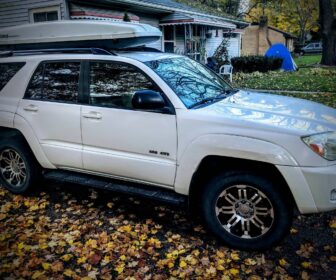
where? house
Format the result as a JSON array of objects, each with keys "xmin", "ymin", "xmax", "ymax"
[
  {"xmin": 241, "ymin": 18, "xmax": 296, "ymax": 56},
  {"xmin": 0, "ymin": 0, "xmax": 248, "ymax": 62}
]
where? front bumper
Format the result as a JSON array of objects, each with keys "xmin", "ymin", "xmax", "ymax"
[{"xmin": 277, "ymin": 164, "xmax": 336, "ymax": 214}]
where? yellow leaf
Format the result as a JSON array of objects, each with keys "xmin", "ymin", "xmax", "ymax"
[
  {"xmin": 290, "ymin": 228, "xmax": 298, "ymax": 234},
  {"xmin": 29, "ymin": 205, "xmax": 39, "ymax": 211},
  {"xmin": 64, "ymin": 269, "xmax": 75, "ymax": 277},
  {"xmin": 107, "ymin": 202, "xmax": 114, "ymax": 208},
  {"xmin": 86, "ymin": 239, "xmax": 98, "ymax": 248},
  {"xmin": 117, "ymin": 225, "xmax": 132, "ymax": 233},
  {"xmin": 0, "ymin": 213, "xmax": 6, "ymax": 221},
  {"xmin": 77, "ymin": 256, "xmax": 87, "ymax": 264},
  {"xmin": 329, "ymin": 220, "xmax": 336, "ymax": 229},
  {"xmin": 61, "ymin": 254, "xmax": 73, "ymax": 262},
  {"xmin": 32, "ymin": 271, "xmax": 45, "ymax": 279},
  {"xmin": 301, "ymin": 262, "xmax": 312, "ymax": 269},
  {"xmin": 120, "ymin": 255, "xmax": 126, "ymax": 261},
  {"xmin": 17, "ymin": 242, "xmax": 25, "ymax": 250},
  {"xmin": 42, "ymin": 262, "xmax": 51, "ymax": 270},
  {"xmin": 245, "ymin": 258, "xmax": 257, "ymax": 266},
  {"xmin": 279, "ymin": 258, "xmax": 288, "ymax": 267},
  {"xmin": 216, "ymin": 264, "xmax": 225, "ymax": 271},
  {"xmin": 168, "ymin": 261, "xmax": 174, "ymax": 268},
  {"xmin": 115, "ymin": 264, "xmax": 125, "ymax": 274},
  {"xmin": 230, "ymin": 268, "xmax": 239, "ymax": 276},
  {"xmin": 179, "ymin": 260, "xmax": 187, "ymax": 268},
  {"xmin": 330, "ymin": 256, "xmax": 336, "ymax": 262},
  {"xmin": 231, "ymin": 252, "xmax": 240, "ymax": 261}
]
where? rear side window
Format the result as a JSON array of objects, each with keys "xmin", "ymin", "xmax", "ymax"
[
  {"xmin": 25, "ymin": 61, "xmax": 80, "ymax": 103},
  {"xmin": 0, "ymin": 62, "xmax": 25, "ymax": 92}
]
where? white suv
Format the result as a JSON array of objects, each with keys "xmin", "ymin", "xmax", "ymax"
[{"xmin": 0, "ymin": 48, "xmax": 335, "ymax": 250}]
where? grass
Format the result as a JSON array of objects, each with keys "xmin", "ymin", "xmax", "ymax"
[
  {"xmin": 294, "ymin": 54, "xmax": 322, "ymax": 67},
  {"xmin": 232, "ymin": 67, "xmax": 336, "ymax": 93}
]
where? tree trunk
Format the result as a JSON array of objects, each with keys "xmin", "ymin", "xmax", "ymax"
[{"xmin": 319, "ymin": 0, "xmax": 336, "ymax": 65}]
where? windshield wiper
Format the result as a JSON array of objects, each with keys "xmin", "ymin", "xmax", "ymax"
[{"xmin": 189, "ymin": 89, "xmax": 238, "ymax": 109}]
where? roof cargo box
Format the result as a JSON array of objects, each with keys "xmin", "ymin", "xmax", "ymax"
[{"xmin": 0, "ymin": 20, "xmax": 162, "ymax": 51}]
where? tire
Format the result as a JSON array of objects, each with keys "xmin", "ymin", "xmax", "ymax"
[
  {"xmin": 201, "ymin": 171, "xmax": 293, "ymax": 250},
  {"xmin": 0, "ymin": 137, "xmax": 41, "ymax": 194}
]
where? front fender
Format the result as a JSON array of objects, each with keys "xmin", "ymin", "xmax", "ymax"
[{"xmin": 174, "ymin": 134, "xmax": 298, "ymax": 195}]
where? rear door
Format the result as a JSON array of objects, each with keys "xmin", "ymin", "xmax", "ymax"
[
  {"xmin": 80, "ymin": 60, "xmax": 177, "ymax": 187},
  {"xmin": 16, "ymin": 60, "xmax": 83, "ymax": 169}
]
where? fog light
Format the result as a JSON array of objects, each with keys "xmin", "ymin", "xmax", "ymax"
[{"xmin": 331, "ymin": 189, "xmax": 336, "ymax": 201}]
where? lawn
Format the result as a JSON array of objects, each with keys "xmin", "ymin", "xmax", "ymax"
[
  {"xmin": 232, "ymin": 67, "xmax": 336, "ymax": 94},
  {"xmin": 294, "ymin": 55, "xmax": 322, "ymax": 67}
]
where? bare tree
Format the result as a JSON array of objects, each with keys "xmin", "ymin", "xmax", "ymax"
[{"xmin": 319, "ymin": 0, "xmax": 336, "ymax": 65}]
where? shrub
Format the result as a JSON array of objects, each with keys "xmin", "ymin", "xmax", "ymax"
[{"xmin": 231, "ymin": 56, "xmax": 283, "ymax": 73}]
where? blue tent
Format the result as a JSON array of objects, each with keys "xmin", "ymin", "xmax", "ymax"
[{"xmin": 265, "ymin": 43, "xmax": 297, "ymax": 72}]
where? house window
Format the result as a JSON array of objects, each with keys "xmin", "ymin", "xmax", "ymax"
[{"xmin": 30, "ymin": 6, "xmax": 60, "ymax": 23}]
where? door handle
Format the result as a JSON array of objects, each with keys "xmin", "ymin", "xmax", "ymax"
[
  {"xmin": 82, "ymin": 112, "xmax": 102, "ymax": 120},
  {"xmin": 23, "ymin": 105, "xmax": 38, "ymax": 112}
]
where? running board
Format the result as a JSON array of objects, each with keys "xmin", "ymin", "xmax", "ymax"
[{"xmin": 43, "ymin": 170, "xmax": 187, "ymax": 206}]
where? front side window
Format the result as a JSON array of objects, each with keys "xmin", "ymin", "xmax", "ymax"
[
  {"xmin": 145, "ymin": 57, "xmax": 232, "ymax": 108},
  {"xmin": 89, "ymin": 62, "xmax": 158, "ymax": 109},
  {"xmin": 26, "ymin": 62, "xmax": 80, "ymax": 103},
  {"xmin": 0, "ymin": 63, "xmax": 25, "ymax": 92}
]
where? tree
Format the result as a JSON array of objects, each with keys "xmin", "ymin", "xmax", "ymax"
[
  {"xmin": 245, "ymin": 0, "xmax": 319, "ymax": 45},
  {"xmin": 319, "ymin": 0, "xmax": 336, "ymax": 65}
]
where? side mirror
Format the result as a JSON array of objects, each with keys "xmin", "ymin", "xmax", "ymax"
[{"xmin": 132, "ymin": 90, "xmax": 166, "ymax": 110}]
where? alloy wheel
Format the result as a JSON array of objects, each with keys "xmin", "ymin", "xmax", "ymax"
[
  {"xmin": 215, "ymin": 185, "xmax": 274, "ymax": 239},
  {"xmin": 0, "ymin": 149, "xmax": 27, "ymax": 188}
]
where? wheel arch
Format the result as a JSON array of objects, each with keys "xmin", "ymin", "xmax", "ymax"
[
  {"xmin": 0, "ymin": 120, "xmax": 55, "ymax": 169},
  {"xmin": 188, "ymin": 155, "xmax": 297, "ymax": 214}
]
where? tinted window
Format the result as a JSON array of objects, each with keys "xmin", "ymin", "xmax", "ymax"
[
  {"xmin": 26, "ymin": 62, "xmax": 80, "ymax": 103},
  {"xmin": 90, "ymin": 62, "xmax": 157, "ymax": 109},
  {"xmin": 0, "ymin": 63, "xmax": 25, "ymax": 92}
]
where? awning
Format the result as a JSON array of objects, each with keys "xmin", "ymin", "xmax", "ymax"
[
  {"xmin": 160, "ymin": 12, "xmax": 236, "ymax": 29},
  {"xmin": 70, "ymin": 3, "xmax": 140, "ymax": 22}
]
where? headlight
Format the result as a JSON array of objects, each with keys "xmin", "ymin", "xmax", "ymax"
[{"xmin": 302, "ymin": 132, "xmax": 336, "ymax": 161}]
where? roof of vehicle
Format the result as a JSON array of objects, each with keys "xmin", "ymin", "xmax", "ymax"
[
  {"xmin": 116, "ymin": 51, "xmax": 182, "ymax": 62},
  {"xmin": 0, "ymin": 50, "xmax": 182, "ymax": 63}
]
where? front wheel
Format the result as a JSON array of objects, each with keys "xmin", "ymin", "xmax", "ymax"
[{"xmin": 201, "ymin": 172, "xmax": 293, "ymax": 250}]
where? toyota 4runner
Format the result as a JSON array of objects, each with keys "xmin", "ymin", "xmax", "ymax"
[{"xmin": 0, "ymin": 48, "xmax": 335, "ymax": 250}]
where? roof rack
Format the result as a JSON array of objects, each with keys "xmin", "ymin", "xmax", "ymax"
[
  {"xmin": 118, "ymin": 46, "xmax": 163, "ymax": 53},
  {"xmin": 0, "ymin": 48, "xmax": 116, "ymax": 57}
]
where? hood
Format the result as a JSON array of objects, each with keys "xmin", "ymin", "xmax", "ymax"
[{"xmin": 199, "ymin": 90, "xmax": 336, "ymax": 135}]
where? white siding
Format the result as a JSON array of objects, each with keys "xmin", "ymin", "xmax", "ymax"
[
  {"xmin": 138, "ymin": 13, "xmax": 162, "ymax": 51},
  {"xmin": 206, "ymin": 30, "xmax": 241, "ymax": 60},
  {"xmin": 206, "ymin": 29, "xmax": 223, "ymax": 57},
  {"xmin": 0, "ymin": 0, "xmax": 67, "ymax": 28},
  {"xmin": 175, "ymin": 37, "xmax": 184, "ymax": 54},
  {"xmin": 228, "ymin": 36, "xmax": 240, "ymax": 59}
]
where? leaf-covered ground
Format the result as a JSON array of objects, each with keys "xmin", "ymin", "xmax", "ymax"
[
  {"xmin": 232, "ymin": 67, "xmax": 336, "ymax": 93},
  {"xmin": 1, "ymin": 182, "xmax": 336, "ymax": 280}
]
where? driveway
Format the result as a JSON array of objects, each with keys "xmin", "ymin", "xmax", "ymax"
[{"xmin": 1, "ymin": 181, "xmax": 335, "ymax": 279}]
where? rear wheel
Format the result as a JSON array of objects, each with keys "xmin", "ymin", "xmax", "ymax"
[
  {"xmin": 0, "ymin": 137, "xmax": 41, "ymax": 193},
  {"xmin": 201, "ymin": 171, "xmax": 293, "ymax": 250}
]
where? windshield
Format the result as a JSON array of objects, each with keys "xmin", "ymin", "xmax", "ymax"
[{"xmin": 145, "ymin": 57, "xmax": 233, "ymax": 108}]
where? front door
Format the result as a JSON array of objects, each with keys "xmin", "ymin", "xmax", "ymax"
[
  {"xmin": 17, "ymin": 61, "xmax": 83, "ymax": 169},
  {"xmin": 81, "ymin": 61, "xmax": 177, "ymax": 187}
]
